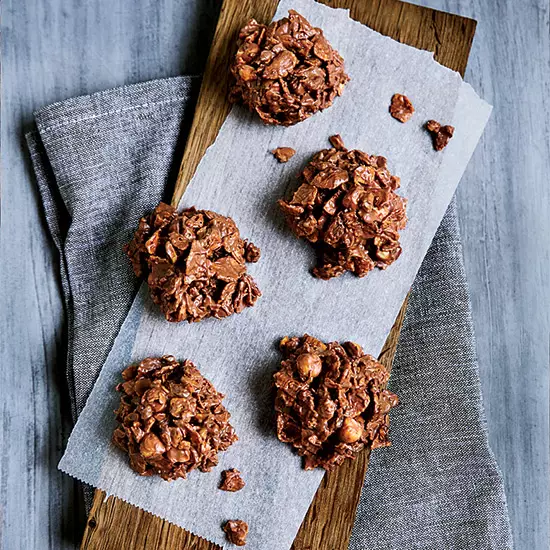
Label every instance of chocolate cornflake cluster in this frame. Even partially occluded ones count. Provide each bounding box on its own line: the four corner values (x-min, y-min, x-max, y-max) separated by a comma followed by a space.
426, 119, 455, 151
389, 93, 414, 123
112, 355, 238, 481
125, 202, 261, 323
230, 10, 349, 126
224, 520, 249, 546
274, 335, 399, 471
278, 136, 408, 279
220, 468, 245, 492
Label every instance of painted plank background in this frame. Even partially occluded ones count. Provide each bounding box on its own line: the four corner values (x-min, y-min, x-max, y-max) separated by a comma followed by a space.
0, 1, 548, 549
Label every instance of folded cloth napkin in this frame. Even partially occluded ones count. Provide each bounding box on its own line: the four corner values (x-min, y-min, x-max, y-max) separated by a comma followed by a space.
27, 76, 513, 549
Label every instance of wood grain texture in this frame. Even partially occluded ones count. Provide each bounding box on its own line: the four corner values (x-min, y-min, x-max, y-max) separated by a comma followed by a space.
80, 2, 475, 549
2, 1, 548, 550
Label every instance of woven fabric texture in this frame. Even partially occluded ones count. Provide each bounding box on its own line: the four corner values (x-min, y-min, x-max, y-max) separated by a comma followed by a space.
26, 76, 512, 549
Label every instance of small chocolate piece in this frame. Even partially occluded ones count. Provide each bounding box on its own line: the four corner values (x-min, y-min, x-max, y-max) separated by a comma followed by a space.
230, 10, 349, 126
389, 93, 414, 123
328, 134, 346, 150
244, 241, 261, 263
274, 335, 399, 471
224, 520, 249, 546
426, 119, 455, 151
125, 202, 261, 323
112, 355, 238, 480
278, 136, 407, 279
272, 147, 296, 163
220, 468, 245, 492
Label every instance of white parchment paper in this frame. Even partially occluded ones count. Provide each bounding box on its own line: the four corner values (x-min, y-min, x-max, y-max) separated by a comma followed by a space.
59, 1, 492, 548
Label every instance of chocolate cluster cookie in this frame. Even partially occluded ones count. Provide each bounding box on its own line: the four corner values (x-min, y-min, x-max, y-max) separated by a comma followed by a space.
274, 335, 399, 470
112, 355, 237, 480
126, 202, 261, 323
230, 10, 349, 126
278, 136, 407, 279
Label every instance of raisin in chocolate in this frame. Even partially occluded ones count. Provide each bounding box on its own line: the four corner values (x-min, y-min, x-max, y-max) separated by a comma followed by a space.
274, 335, 399, 470
278, 136, 407, 279
230, 10, 349, 126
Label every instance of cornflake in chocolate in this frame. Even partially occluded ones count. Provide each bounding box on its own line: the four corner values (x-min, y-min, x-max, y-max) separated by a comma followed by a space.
112, 355, 238, 481
230, 10, 349, 126
272, 147, 296, 163
274, 335, 399, 470
389, 93, 414, 123
125, 202, 261, 323
220, 468, 245, 492
426, 119, 455, 151
224, 520, 249, 546
278, 136, 407, 279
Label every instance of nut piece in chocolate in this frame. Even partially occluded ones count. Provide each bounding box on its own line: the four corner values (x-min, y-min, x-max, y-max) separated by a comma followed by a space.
112, 355, 238, 481
224, 520, 249, 546
426, 119, 455, 151
272, 147, 296, 163
278, 136, 408, 279
274, 335, 399, 470
220, 468, 245, 492
125, 202, 261, 323
389, 93, 414, 123
230, 10, 349, 126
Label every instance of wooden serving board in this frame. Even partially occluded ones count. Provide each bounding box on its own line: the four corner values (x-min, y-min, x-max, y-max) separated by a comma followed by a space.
81, 1, 476, 549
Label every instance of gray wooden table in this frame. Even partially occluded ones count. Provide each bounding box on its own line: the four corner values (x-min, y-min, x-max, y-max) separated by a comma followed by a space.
0, 1, 548, 549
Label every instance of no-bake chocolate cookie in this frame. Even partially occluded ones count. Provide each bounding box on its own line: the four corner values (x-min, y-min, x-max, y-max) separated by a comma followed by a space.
230, 10, 349, 126
126, 202, 261, 323
278, 136, 407, 279
112, 355, 237, 480
274, 335, 399, 470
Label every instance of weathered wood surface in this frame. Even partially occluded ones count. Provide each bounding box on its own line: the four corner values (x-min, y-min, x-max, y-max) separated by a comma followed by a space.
81, 1, 476, 549
1, 1, 548, 549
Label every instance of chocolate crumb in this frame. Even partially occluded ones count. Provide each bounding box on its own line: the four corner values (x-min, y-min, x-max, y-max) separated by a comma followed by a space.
426, 120, 455, 151
278, 136, 407, 279
328, 134, 346, 150
224, 520, 248, 546
272, 147, 296, 163
389, 93, 414, 123
220, 468, 245, 492
244, 241, 261, 263
112, 355, 238, 481
230, 10, 349, 126
274, 335, 399, 470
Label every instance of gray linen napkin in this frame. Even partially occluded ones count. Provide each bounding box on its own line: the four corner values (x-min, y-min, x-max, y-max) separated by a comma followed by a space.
27, 76, 513, 549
